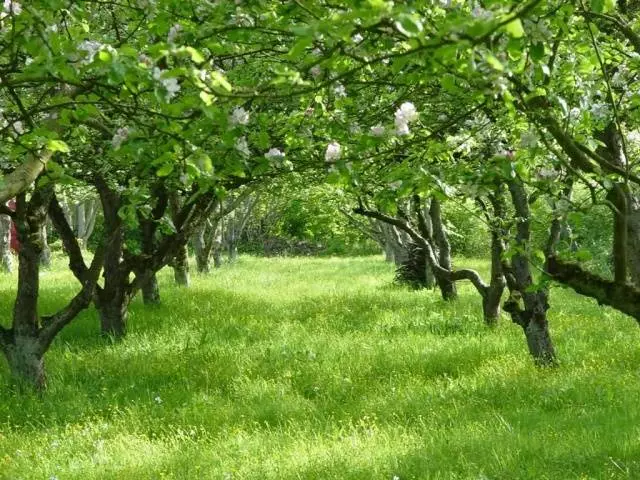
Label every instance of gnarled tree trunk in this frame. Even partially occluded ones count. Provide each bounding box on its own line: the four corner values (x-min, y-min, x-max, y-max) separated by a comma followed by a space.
430, 198, 457, 300
504, 180, 556, 366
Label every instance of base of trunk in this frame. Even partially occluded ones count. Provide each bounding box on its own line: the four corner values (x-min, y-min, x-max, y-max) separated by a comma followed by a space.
174, 267, 190, 287
141, 273, 160, 305
98, 303, 128, 338
5, 337, 45, 390
524, 318, 556, 366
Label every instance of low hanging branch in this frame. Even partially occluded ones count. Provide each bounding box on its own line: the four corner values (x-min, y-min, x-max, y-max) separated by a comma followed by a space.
547, 256, 640, 323
353, 206, 490, 295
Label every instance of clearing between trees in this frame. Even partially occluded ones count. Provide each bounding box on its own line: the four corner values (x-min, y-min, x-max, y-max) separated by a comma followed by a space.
1, 256, 639, 480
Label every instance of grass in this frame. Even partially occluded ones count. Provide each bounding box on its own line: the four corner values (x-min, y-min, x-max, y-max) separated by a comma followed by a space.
1, 255, 639, 479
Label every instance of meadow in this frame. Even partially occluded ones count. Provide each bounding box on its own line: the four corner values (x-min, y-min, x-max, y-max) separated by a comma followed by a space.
1, 256, 639, 479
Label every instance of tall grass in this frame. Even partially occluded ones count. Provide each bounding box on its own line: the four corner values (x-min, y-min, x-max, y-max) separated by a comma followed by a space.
0, 256, 639, 479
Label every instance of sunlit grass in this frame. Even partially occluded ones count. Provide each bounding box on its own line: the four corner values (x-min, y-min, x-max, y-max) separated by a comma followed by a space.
1, 256, 639, 479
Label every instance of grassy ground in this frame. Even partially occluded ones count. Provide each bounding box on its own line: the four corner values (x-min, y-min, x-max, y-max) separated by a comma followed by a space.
0, 256, 639, 480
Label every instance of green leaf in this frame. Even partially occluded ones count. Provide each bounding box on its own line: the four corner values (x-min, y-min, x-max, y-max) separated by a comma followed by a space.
504, 19, 525, 38
485, 54, 504, 71
47, 139, 70, 153
210, 71, 232, 92
98, 50, 112, 62
199, 91, 214, 106
156, 163, 174, 177
530, 43, 545, 62
184, 47, 204, 63
394, 14, 424, 38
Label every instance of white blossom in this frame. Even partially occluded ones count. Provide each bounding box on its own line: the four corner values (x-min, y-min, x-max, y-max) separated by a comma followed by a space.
265, 148, 285, 160
333, 83, 347, 98
370, 125, 385, 137
78, 40, 104, 64
167, 24, 181, 44
394, 101, 419, 136
235, 136, 251, 156
153, 68, 181, 100
154, 396, 162, 404
230, 106, 250, 126
25, 57, 33, 66
389, 180, 402, 190
111, 127, 130, 150
12, 121, 23, 134
2, 0, 21, 14
627, 130, 640, 146
471, 6, 493, 19
352, 33, 364, 43
325, 141, 342, 162
310, 65, 322, 78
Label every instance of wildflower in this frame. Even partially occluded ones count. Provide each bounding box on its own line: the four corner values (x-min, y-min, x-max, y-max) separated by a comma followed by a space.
325, 141, 341, 162
154, 396, 162, 404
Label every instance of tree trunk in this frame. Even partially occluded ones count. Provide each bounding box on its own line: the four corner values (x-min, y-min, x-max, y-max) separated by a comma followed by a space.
140, 271, 160, 305
4, 335, 45, 389
94, 179, 130, 338
3, 190, 50, 388
0, 212, 12, 272
505, 180, 556, 366
193, 223, 211, 274
430, 198, 457, 300
39, 223, 51, 268
173, 241, 190, 286
97, 295, 129, 338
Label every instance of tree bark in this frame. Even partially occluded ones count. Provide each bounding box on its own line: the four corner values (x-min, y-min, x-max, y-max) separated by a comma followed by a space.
173, 241, 190, 286
0, 211, 13, 272
505, 180, 556, 366
94, 179, 130, 338
430, 198, 457, 300
193, 223, 212, 273
39, 222, 51, 268
140, 271, 160, 305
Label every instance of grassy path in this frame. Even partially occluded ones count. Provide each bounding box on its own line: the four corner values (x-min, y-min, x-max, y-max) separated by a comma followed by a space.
1, 256, 639, 479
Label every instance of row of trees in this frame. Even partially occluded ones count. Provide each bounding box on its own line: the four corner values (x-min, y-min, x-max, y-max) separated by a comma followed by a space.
1, 0, 640, 388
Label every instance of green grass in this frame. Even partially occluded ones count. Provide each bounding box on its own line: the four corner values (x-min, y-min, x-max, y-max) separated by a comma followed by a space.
1, 255, 640, 479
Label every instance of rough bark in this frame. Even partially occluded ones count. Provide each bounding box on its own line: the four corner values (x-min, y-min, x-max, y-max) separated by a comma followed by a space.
173, 241, 190, 286
193, 222, 212, 273
429, 198, 457, 300
504, 180, 556, 366
140, 272, 160, 305
94, 178, 131, 338
2, 185, 102, 389
0, 211, 13, 272
170, 194, 190, 286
